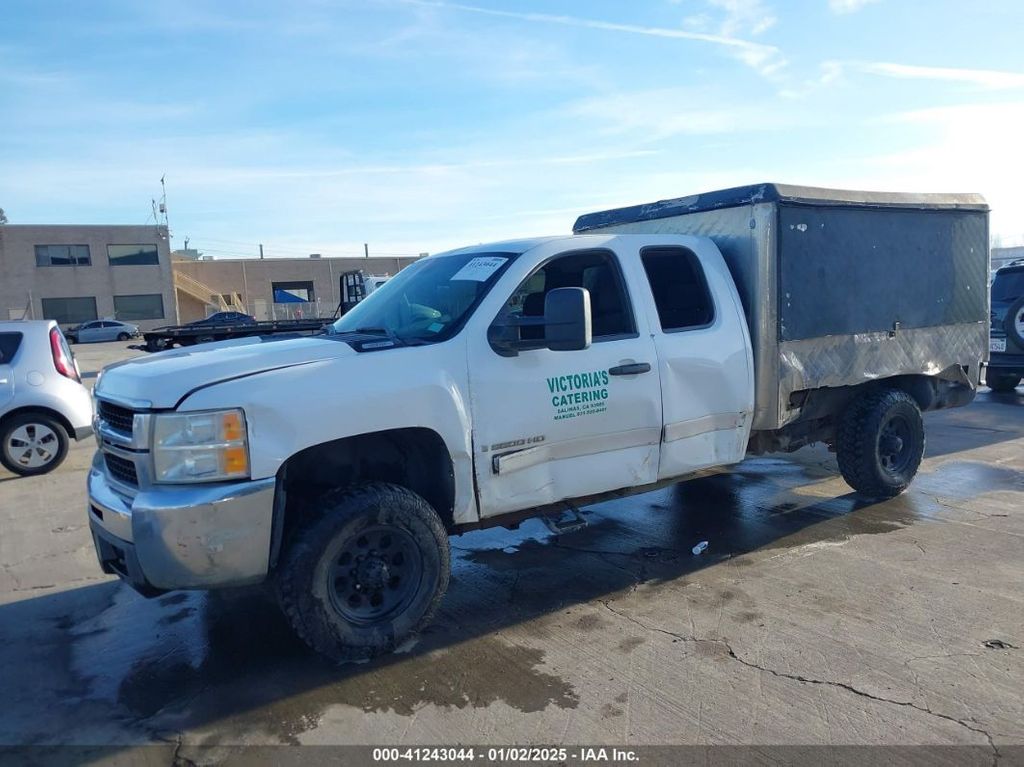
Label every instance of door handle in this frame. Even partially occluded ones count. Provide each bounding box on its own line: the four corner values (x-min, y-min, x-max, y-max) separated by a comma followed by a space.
608, 363, 651, 376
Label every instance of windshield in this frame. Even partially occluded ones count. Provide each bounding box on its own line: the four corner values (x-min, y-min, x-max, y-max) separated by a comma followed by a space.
992, 269, 1024, 303
332, 251, 517, 344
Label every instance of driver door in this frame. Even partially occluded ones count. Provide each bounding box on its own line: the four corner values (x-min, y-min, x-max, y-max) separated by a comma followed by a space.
467, 245, 663, 517
78, 322, 101, 343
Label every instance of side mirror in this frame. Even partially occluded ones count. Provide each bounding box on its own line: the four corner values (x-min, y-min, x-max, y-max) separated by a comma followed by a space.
544, 287, 591, 352
488, 287, 592, 356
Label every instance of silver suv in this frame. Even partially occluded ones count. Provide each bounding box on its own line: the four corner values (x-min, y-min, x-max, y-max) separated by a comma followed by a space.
0, 321, 94, 476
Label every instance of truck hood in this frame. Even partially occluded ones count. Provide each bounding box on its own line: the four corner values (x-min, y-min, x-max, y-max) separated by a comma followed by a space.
95, 335, 357, 409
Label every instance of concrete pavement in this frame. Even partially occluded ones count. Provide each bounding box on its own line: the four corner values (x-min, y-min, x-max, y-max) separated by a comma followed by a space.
0, 341, 1021, 761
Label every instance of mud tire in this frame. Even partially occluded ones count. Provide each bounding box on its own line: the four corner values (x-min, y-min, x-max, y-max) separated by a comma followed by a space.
276, 482, 449, 662
836, 389, 925, 500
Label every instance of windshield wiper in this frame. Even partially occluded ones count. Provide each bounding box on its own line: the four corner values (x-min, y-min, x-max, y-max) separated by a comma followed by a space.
354, 327, 430, 347
354, 326, 401, 343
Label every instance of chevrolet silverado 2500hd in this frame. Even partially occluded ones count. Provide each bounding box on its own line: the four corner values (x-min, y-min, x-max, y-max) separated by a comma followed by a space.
88, 184, 989, 660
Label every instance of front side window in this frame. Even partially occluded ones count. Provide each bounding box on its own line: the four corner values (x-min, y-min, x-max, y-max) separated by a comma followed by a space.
35, 244, 90, 267
640, 246, 715, 331
114, 294, 164, 320
108, 244, 159, 265
500, 249, 635, 342
40, 296, 98, 325
332, 251, 517, 345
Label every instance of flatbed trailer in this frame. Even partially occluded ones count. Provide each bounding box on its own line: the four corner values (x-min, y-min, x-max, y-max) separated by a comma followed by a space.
141, 318, 332, 352
140, 268, 393, 352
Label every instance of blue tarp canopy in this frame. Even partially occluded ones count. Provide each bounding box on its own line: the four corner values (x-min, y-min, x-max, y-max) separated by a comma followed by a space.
273, 289, 305, 303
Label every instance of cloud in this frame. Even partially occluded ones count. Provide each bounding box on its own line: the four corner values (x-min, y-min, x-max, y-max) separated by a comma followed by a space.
563, 88, 800, 141
818, 60, 1024, 90
707, 0, 777, 37
396, 0, 783, 78
828, 0, 881, 13
853, 61, 1024, 90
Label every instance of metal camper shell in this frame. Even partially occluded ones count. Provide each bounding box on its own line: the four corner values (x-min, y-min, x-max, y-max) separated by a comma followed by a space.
574, 183, 990, 432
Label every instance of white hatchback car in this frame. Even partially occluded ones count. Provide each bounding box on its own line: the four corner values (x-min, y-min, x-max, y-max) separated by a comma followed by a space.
0, 320, 94, 476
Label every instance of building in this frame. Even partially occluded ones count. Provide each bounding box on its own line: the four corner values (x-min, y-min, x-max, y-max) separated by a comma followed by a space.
0, 224, 175, 330
171, 254, 419, 323
0, 222, 421, 329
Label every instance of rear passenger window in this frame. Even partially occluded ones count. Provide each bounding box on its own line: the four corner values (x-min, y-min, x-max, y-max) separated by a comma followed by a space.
640, 247, 715, 331
0, 333, 23, 363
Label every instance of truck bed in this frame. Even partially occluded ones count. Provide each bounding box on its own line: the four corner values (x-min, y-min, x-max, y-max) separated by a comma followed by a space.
575, 183, 990, 431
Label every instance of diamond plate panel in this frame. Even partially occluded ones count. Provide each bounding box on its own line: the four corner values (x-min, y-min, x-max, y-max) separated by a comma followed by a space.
777, 322, 987, 426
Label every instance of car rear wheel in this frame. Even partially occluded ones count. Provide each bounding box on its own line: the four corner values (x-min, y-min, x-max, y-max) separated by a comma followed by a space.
0, 412, 69, 476
276, 482, 449, 662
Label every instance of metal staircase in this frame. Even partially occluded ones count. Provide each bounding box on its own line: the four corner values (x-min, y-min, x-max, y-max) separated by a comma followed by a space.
173, 272, 247, 314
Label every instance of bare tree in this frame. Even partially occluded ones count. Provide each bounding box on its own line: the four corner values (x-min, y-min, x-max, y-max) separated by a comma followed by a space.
0, 208, 7, 225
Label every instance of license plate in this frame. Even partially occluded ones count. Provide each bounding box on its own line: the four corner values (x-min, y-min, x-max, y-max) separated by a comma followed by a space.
990, 337, 1007, 353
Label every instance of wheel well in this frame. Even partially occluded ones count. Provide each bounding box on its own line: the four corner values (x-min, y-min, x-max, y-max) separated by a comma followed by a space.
0, 406, 75, 439
275, 427, 456, 556
751, 370, 975, 455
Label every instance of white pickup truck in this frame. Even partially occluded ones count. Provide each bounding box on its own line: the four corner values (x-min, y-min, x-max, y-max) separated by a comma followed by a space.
88, 184, 989, 661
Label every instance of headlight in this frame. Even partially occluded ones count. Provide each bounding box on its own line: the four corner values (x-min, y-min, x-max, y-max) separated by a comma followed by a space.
152, 408, 249, 483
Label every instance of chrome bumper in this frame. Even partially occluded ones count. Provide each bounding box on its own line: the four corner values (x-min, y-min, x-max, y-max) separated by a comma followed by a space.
87, 454, 276, 592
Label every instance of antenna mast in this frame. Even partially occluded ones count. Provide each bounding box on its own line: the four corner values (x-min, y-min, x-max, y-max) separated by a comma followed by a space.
158, 175, 171, 244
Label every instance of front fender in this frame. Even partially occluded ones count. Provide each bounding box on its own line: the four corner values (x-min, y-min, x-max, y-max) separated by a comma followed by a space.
177, 344, 477, 524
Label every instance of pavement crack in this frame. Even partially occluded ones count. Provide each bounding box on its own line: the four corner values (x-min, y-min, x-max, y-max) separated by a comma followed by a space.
598, 599, 1000, 762
599, 600, 706, 647
170, 732, 197, 767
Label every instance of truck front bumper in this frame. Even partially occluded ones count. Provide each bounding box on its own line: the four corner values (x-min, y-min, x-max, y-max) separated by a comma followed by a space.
87, 457, 276, 595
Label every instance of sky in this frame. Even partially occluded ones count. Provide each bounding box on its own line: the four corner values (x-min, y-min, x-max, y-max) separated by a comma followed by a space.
1, 0, 1023, 259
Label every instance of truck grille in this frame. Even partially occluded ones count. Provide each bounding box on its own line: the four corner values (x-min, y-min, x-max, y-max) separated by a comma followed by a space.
105, 453, 139, 486
98, 401, 135, 435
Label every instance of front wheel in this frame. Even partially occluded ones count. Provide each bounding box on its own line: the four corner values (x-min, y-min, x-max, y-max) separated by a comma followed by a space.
276, 482, 450, 662
987, 373, 1021, 393
836, 389, 925, 499
116, 332, 130, 341
0, 412, 69, 476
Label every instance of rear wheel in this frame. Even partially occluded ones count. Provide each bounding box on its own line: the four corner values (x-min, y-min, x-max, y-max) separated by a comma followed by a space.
836, 389, 925, 499
276, 482, 450, 662
0, 412, 69, 476
987, 373, 1021, 393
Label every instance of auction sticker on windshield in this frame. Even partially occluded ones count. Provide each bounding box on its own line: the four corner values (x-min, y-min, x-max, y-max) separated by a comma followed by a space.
450, 256, 507, 282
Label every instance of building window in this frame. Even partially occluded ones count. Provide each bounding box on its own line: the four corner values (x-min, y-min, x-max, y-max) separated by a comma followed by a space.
639, 246, 715, 331
35, 244, 91, 266
40, 297, 98, 325
113, 294, 165, 320
272, 281, 315, 303
108, 244, 159, 265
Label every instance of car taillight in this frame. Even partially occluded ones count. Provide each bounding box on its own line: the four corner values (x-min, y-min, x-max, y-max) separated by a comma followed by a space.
50, 327, 81, 382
